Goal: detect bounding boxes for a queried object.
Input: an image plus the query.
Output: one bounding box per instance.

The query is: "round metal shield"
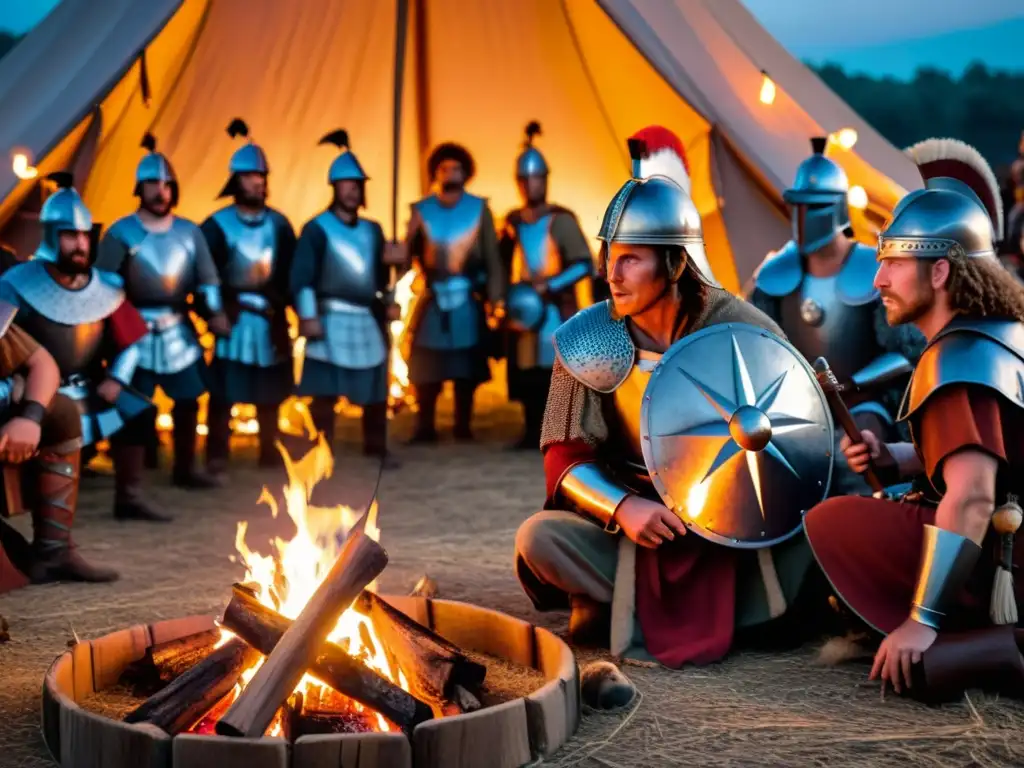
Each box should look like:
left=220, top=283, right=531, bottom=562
left=640, top=323, right=834, bottom=549
left=505, top=282, right=545, bottom=332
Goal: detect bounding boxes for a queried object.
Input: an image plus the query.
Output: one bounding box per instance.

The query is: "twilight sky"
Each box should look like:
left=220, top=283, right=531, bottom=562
left=3, top=0, right=1023, bottom=78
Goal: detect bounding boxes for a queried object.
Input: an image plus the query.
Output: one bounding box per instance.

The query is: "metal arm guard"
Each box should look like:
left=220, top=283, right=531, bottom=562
left=910, top=524, right=982, bottom=629
left=546, top=261, right=591, bottom=294
left=558, top=462, right=628, bottom=532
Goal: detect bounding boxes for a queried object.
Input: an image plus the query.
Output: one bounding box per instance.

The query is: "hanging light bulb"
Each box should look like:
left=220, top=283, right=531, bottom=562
left=759, top=70, right=776, bottom=105
left=834, top=128, right=858, bottom=150
left=848, top=185, right=868, bottom=210
left=11, top=151, right=38, bottom=180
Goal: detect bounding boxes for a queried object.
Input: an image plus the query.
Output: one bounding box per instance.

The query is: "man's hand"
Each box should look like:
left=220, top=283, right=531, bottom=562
left=207, top=313, right=232, bottom=338
left=96, top=378, right=123, bottom=405
left=300, top=318, right=325, bottom=340
left=614, top=496, right=688, bottom=549
left=0, top=417, right=42, bottom=464
left=840, top=429, right=881, bottom=474
left=870, top=617, right=937, bottom=694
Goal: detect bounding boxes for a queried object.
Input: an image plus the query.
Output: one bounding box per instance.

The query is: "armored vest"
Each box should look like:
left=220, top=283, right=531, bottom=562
left=414, top=193, right=485, bottom=280
left=0, top=261, right=122, bottom=377
left=106, top=215, right=202, bottom=307
left=900, top=318, right=1024, bottom=469
left=211, top=206, right=279, bottom=292
left=313, top=212, right=381, bottom=306
left=754, top=241, right=880, bottom=383
left=510, top=214, right=560, bottom=282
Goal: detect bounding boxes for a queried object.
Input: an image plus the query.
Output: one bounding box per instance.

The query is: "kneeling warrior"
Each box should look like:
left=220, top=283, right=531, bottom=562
left=403, top=142, right=504, bottom=442
left=514, top=132, right=834, bottom=664
left=202, top=119, right=296, bottom=475
left=805, top=139, right=1024, bottom=701
left=0, top=302, right=119, bottom=584
left=95, top=134, right=231, bottom=489
left=0, top=175, right=160, bottom=523
left=501, top=122, right=592, bottom=450
left=748, top=138, right=924, bottom=491
left=291, top=130, right=396, bottom=464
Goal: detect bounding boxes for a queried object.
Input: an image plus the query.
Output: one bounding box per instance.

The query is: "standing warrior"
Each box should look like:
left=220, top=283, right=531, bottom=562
left=0, top=174, right=161, bottom=523
left=515, top=130, right=835, bottom=665
left=201, top=119, right=296, bottom=476
left=500, top=122, right=592, bottom=450
left=95, top=133, right=231, bottom=489
left=291, top=130, right=396, bottom=465
left=403, top=142, right=504, bottom=443
left=748, top=138, right=923, bottom=481
left=805, top=139, right=1024, bottom=700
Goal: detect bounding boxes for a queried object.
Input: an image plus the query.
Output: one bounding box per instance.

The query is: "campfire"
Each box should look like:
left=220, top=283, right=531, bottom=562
left=118, top=436, right=485, bottom=740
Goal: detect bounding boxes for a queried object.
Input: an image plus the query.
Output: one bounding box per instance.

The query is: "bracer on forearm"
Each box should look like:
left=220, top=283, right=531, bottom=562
left=557, top=462, right=627, bottom=533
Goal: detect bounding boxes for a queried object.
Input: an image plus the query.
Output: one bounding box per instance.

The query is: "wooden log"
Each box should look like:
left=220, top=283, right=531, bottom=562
left=222, top=583, right=432, bottom=730
left=294, top=732, right=413, bottom=768
left=123, top=637, right=260, bottom=735
left=216, top=529, right=388, bottom=738
left=123, top=629, right=222, bottom=694
left=356, top=592, right=486, bottom=707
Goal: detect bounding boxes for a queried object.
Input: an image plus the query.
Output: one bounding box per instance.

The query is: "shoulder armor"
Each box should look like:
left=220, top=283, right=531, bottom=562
left=3, top=262, right=124, bottom=325
left=105, top=214, right=145, bottom=246
left=835, top=242, right=880, bottom=306
left=753, top=241, right=802, bottom=297
left=899, top=318, right=1024, bottom=421
left=0, top=300, right=16, bottom=338
left=210, top=205, right=236, bottom=229
left=170, top=216, right=201, bottom=244
left=552, top=301, right=634, bottom=393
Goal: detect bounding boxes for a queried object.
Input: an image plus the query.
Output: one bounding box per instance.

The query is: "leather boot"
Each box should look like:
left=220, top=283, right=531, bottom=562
left=408, top=383, right=439, bottom=444
left=28, top=450, right=119, bottom=583
left=257, top=404, right=281, bottom=467
left=205, top=396, right=232, bottom=477
left=171, top=402, right=221, bottom=489
left=453, top=380, right=476, bottom=442
left=310, top=397, right=337, bottom=447
left=362, top=402, right=400, bottom=469
left=112, top=442, right=173, bottom=522
left=912, top=626, right=1024, bottom=704
left=568, top=594, right=611, bottom=649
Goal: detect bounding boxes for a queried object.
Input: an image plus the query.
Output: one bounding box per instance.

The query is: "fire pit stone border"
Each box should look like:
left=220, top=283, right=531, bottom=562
left=42, top=595, right=580, bottom=768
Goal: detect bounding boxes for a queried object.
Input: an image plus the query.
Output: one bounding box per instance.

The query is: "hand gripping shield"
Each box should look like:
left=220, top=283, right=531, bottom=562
left=640, top=323, right=835, bottom=548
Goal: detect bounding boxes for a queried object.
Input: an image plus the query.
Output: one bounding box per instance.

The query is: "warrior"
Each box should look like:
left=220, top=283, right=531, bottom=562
left=95, top=133, right=231, bottom=489
left=291, top=130, right=397, bottom=464
left=0, top=301, right=120, bottom=584
left=514, top=130, right=835, bottom=665
left=403, top=142, right=504, bottom=443
left=201, top=119, right=296, bottom=476
left=500, top=122, right=593, bottom=450
left=804, top=139, right=1024, bottom=701
left=0, top=174, right=162, bottom=523
left=748, top=138, right=923, bottom=492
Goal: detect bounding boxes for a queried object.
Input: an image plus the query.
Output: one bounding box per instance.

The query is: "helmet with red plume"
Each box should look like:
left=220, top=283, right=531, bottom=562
left=627, top=125, right=691, bottom=196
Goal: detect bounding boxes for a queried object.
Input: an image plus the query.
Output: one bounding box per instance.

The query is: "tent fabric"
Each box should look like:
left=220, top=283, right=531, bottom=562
left=0, top=0, right=187, bottom=221
left=0, top=0, right=923, bottom=292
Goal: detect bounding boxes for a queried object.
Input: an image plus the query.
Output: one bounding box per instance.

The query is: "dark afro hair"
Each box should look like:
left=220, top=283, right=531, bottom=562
left=427, top=142, right=475, bottom=182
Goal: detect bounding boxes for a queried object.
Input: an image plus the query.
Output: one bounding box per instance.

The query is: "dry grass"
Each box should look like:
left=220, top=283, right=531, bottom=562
left=2, top=384, right=1024, bottom=767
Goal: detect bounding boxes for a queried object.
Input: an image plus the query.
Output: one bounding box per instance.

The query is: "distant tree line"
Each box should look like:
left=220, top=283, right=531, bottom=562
left=811, top=62, right=1024, bottom=175
left=0, top=31, right=1019, bottom=173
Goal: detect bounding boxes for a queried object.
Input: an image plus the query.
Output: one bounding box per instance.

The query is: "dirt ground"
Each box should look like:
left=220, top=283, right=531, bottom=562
left=2, top=385, right=1024, bottom=767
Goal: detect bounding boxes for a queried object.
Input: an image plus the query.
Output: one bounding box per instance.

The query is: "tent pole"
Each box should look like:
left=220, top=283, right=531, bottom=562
left=390, top=0, right=410, bottom=242
left=413, top=0, right=430, bottom=197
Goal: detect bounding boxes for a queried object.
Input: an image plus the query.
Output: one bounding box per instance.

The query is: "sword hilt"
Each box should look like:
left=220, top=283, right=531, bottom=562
left=813, top=357, right=886, bottom=495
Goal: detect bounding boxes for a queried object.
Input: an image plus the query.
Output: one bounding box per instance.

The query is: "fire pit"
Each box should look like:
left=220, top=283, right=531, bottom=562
left=40, top=439, right=579, bottom=767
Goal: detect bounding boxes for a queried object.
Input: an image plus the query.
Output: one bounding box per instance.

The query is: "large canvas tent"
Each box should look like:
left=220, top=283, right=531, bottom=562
left=0, top=0, right=923, bottom=293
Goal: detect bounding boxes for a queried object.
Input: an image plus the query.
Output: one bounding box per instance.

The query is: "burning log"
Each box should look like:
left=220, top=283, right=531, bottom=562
left=221, top=583, right=433, bottom=730
left=123, top=629, right=221, bottom=694
left=216, top=529, right=389, bottom=738
left=123, top=637, right=260, bottom=735
left=356, top=591, right=486, bottom=710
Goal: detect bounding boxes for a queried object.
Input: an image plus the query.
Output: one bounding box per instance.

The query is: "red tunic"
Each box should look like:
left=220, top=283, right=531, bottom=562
left=108, top=299, right=148, bottom=352
left=545, top=441, right=737, bottom=665
left=804, top=384, right=1024, bottom=633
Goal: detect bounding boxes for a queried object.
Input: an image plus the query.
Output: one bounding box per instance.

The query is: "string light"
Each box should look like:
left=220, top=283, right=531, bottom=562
left=848, top=185, right=868, bottom=210
left=833, top=128, right=858, bottom=150
left=11, top=151, right=38, bottom=179
left=759, top=70, right=776, bottom=106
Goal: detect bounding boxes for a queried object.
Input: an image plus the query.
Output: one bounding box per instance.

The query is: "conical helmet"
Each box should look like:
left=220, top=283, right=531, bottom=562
left=36, top=172, right=93, bottom=263
left=784, top=137, right=850, bottom=255
left=135, top=132, right=177, bottom=185
left=597, top=132, right=718, bottom=287
left=320, top=129, right=368, bottom=183
left=879, top=138, right=1002, bottom=262
left=218, top=118, right=270, bottom=198
left=515, top=121, right=548, bottom=178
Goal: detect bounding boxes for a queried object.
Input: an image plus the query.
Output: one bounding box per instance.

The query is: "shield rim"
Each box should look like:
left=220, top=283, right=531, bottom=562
left=505, top=282, right=546, bottom=332
left=639, top=322, right=834, bottom=550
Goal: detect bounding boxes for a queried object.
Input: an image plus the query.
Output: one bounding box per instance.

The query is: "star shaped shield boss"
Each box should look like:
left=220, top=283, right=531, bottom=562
left=640, top=324, right=834, bottom=548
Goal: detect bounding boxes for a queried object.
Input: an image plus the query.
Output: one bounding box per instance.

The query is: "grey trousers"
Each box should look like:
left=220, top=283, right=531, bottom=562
left=514, top=510, right=619, bottom=610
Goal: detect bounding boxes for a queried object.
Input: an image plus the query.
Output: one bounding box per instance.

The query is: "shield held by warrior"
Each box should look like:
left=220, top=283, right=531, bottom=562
left=640, top=323, right=835, bottom=549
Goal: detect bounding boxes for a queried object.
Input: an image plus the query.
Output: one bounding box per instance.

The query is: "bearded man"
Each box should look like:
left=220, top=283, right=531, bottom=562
left=515, top=129, right=835, bottom=666
left=805, top=139, right=1024, bottom=702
